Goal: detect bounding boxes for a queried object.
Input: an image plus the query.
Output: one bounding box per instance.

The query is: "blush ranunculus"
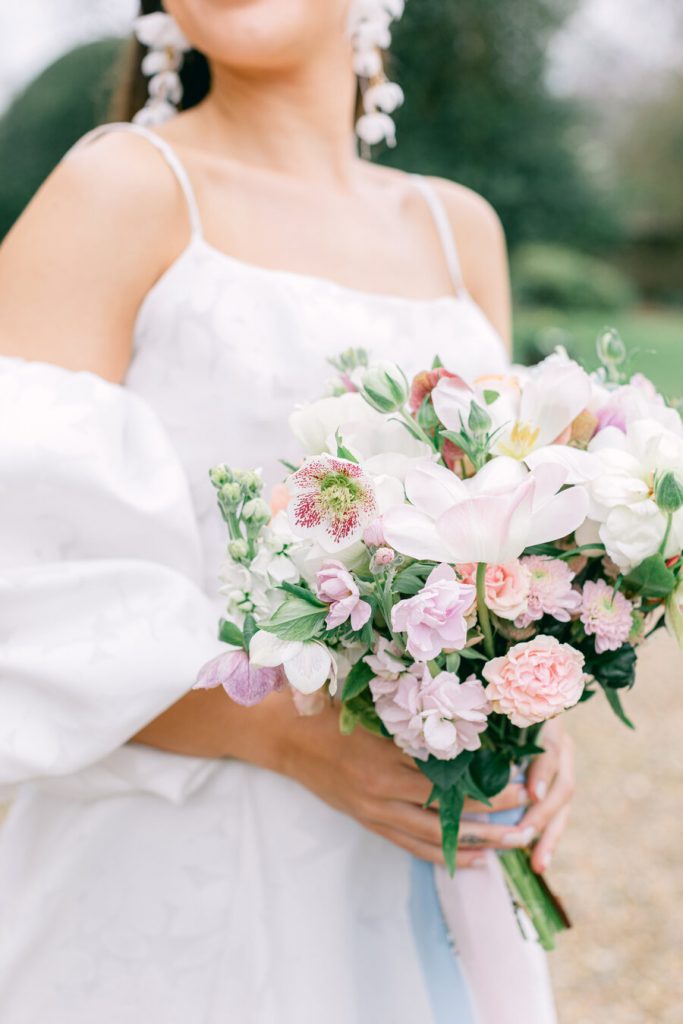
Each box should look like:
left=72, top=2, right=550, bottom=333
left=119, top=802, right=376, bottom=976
left=482, top=635, right=585, bottom=727
left=316, top=560, right=372, bottom=631
left=391, top=563, right=476, bottom=661
left=456, top=560, right=531, bottom=622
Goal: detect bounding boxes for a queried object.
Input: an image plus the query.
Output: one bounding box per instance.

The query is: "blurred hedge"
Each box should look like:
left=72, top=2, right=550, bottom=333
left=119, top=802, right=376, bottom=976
left=512, top=243, right=637, bottom=311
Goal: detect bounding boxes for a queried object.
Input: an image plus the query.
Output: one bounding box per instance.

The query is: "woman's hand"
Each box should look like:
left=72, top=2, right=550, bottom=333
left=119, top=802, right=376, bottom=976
left=280, top=696, right=536, bottom=869
left=518, top=719, right=575, bottom=873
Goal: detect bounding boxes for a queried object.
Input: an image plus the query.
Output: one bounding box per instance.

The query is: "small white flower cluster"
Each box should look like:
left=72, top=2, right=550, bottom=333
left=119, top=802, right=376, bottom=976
left=220, top=511, right=301, bottom=625
left=348, top=0, right=406, bottom=148
left=133, top=12, right=191, bottom=126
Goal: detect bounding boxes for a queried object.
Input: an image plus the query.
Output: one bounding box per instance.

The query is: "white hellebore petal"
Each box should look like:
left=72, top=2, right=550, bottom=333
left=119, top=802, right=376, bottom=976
left=383, top=456, right=588, bottom=564
left=249, top=631, right=336, bottom=695
left=289, top=392, right=383, bottom=456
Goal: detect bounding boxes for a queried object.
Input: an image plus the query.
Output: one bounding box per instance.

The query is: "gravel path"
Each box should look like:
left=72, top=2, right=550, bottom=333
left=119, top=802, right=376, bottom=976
left=549, top=631, right=683, bottom=1023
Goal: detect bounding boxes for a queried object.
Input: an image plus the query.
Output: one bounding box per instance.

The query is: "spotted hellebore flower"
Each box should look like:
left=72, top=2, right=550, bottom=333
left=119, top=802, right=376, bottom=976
left=287, top=454, right=377, bottom=552
left=194, top=649, right=285, bottom=707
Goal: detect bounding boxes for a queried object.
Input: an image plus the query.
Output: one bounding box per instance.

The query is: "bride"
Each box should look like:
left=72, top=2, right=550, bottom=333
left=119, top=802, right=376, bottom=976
left=0, top=2, right=575, bottom=1021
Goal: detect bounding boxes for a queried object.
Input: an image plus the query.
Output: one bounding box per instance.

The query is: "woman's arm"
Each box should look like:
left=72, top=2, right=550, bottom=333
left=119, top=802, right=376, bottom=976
left=0, top=132, right=189, bottom=379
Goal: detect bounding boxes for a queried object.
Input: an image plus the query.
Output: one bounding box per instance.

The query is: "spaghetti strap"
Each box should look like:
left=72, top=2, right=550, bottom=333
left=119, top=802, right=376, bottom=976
left=411, top=174, right=464, bottom=295
left=67, top=122, right=203, bottom=239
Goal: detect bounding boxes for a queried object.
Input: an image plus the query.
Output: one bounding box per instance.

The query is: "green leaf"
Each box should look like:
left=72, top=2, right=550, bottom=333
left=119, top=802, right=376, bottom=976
left=419, top=750, right=474, bottom=790
left=438, top=784, right=466, bottom=877
left=242, top=614, right=258, bottom=651
left=335, top=430, right=359, bottom=464
left=601, top=684, right=635, bottom=729
left=470, top=748, right=511, bottom=797
left=218, top=619, right=245, bottom=648
left=587, top=643, right=637, bottom=690
left=432, top=354, right=443, bottom=369
left=483, top=389, right=500, bottom=405
left=339, top=704, right=358, bottom=735
left=342, top=689, right=386, bottom=737
left=458, top=646, right=487, bottom=661
left=578, top=687, right=597, bottom=703
left=461, top=768, right=493, bottom=807
left=262, top=596, right=327, bottom=641
left=279, top=458, right=298, bottom=473
left=393, top=561, right=435, bottom=596
left=623, top=553, right=677, bottom=599
left=279, top=581, right=327, bottom=608
left=341, top=658, right=374, bottom=701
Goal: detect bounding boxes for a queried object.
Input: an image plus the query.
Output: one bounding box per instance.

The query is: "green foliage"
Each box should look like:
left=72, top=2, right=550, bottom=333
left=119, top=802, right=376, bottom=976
left=470, top=748, right=511, bottom=797
left=341, top=658, right=373, bottom=701
left=393, top=561, right=435, bottom=596
left=0, top=39, right=124, bottom=238
left=339, top=689, right=385, bottom=737
left=623, top=554, right=677, bottom=599
left=218, top=619, right=245, bottom=648
left=600, top=685, right=635, bottom=730
left=262, top=596, right=327, bottom=641
left=512, top=243, right=637, bottom=311
left=585, top=643, right=637, bottom=691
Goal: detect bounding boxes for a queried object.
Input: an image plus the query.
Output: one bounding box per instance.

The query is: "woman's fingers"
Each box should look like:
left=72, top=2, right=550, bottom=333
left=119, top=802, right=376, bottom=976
left=530, top=804, right=570, bottom=873
left=526, top=722, right=562, bottom=802
left=463, top=782, right=529, bottom=814
left=368, top=820, right=488, bottom=869
left=517, top=734, right=575, bottom=839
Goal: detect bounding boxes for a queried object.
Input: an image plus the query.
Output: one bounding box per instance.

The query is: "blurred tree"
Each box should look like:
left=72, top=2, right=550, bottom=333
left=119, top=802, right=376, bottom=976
left=385, top=0, right=619, bottom=249
left=0, top=38, right=121, bottom=239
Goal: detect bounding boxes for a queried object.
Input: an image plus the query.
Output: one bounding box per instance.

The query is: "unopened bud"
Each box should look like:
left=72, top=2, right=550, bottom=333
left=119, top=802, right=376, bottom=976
left=360, top=361, right=409, bottom=413
left=654, top=471, right=683, bottom=514
left=220, top=482, right=242, bottom=506
left=242, top=498, right=271, bottom=525
left=596, top=328, right=626, bottom=372
left=228, top=538, right=249, bottom=560
left=371, top=546, right=395, bottom=573
left=467, top=400, right=491, bottom=437
left=233, top=469, right=263, bottom=496
left=209, top=464, right=232, bottom=487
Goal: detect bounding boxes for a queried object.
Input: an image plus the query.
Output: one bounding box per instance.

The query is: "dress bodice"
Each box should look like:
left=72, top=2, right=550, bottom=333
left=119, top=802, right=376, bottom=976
left=81, top=125, right=509, bottom=594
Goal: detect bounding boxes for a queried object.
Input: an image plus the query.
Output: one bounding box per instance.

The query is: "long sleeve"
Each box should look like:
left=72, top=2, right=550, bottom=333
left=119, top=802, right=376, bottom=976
left=0, top=358, right=222, bottom=792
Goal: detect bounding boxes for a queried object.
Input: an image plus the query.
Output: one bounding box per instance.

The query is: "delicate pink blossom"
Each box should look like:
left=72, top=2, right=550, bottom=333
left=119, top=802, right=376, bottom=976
left=371, top=665, right=490, bottom=761
left=363, top=517, right=386, bottom=547
left=515, top=555, right=582, bottom=628
left=194, top=649, right=285, bottom=707
left=580, top=579, right=634, bottom=653
left=391, top=563, right=476, bottom=661
left=456, top=560, right=531, bottom=622
left=482, top=635, right=585, bottom=727
left=364, top=637, right=406, bottom=694
left=316, top=560, right=372, bottom=631
left=374, top=546, right=395, bottom=565
left=408, top=367, right=467, bottom=414
left=287, top=454, right=377, bottom=551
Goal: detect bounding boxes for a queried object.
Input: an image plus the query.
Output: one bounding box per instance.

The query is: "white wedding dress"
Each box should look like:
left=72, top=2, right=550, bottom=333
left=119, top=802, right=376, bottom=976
left=0, top=124, right=556, bottom=1023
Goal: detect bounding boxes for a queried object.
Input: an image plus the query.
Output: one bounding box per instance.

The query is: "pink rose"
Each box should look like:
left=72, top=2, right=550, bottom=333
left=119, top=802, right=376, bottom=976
left=194, top=649, right=285, bottom=707
left=456, top=560, right=531, bottom=621
left=391, top=563, right=476, bottom=661
left=316, top=560, right=372, bottom=631
left=371, top=664, right=490, bottom=761
left=482, top=635, right=585, bottom=727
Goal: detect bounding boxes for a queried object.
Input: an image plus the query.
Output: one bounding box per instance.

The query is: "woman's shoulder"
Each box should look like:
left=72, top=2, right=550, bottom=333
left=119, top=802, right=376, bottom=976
left=425, top=175, right=506, bottom=247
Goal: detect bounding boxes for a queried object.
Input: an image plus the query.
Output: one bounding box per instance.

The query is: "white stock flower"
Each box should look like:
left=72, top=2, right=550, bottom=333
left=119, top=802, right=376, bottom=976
left=249, top=631, right=337, bottom=695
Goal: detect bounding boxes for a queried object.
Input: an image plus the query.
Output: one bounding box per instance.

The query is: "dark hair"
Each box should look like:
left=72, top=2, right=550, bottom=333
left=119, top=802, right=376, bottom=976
left=109, top=0, right=211, bottom=122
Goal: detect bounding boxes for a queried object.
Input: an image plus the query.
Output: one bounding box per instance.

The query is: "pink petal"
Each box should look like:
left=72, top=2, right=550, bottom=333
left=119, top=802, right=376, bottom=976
left=350, top=599, right=372, bottom=631
left=383, top=505, right=450, bottom=561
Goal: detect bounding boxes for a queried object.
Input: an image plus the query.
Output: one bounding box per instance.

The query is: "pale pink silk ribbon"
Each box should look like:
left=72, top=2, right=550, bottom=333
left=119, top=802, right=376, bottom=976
left=435, top=851, right=558, bottom=1024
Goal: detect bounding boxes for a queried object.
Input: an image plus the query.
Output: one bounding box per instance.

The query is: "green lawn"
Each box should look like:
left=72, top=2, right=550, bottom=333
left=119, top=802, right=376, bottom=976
left=513, top=306, right=683, bottom=399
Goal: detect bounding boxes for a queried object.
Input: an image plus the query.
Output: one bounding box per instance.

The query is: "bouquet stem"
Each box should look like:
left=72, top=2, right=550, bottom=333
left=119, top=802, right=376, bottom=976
left=498, top=848, right=571, bottom=952
left=476, top=563, right=495, bottom=659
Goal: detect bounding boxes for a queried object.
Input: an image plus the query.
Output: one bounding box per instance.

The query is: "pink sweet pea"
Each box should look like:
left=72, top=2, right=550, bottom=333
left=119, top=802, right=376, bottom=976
left=194, top=649, right=285, bottom=707
left=316, top=560, right=372, bottom=631
left=482, top=635, right=585, bottom=727
left=391, top=563, right=475, bottom=661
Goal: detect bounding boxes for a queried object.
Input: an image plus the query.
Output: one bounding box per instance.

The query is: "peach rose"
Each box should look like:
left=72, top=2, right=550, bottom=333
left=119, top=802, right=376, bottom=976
left=482, top=635, right=585, bottom=727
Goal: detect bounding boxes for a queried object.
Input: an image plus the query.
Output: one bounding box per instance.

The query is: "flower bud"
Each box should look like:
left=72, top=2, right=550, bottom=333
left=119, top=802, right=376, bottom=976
left=228, top=538, right=249, bottom=561
left=233, top=469, right=263, bottom=496
left=360, top=361, right=409, bottom=413
left=467, top=400, right=491, bottom=437
left=596, top=328, right=626, bottom=375
left=219, top=482, right=242, bottom=506
left=209, top=464, right=232, bottom=487
left=242, top=498, right=271, bottom=525
left=371, top=546, right=395, bottom=573
left=654, top=471, right=683, bottom=514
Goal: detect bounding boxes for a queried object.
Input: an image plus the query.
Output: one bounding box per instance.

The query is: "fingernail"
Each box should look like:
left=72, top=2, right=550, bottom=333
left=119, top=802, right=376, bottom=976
left=503, top=826, right=537, bottom=847
left=534, top=781, right=547, bottom=801
left=540, top=852, right=553, bottom=871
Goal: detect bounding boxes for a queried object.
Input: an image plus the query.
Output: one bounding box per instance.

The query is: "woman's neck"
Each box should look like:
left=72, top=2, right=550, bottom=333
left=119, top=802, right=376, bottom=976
left=197, top=42, right=359, bottom=188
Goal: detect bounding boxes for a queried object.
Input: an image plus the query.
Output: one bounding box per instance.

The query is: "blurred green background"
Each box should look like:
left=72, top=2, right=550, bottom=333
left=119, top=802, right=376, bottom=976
left=0, top=0, right=681, bottom=396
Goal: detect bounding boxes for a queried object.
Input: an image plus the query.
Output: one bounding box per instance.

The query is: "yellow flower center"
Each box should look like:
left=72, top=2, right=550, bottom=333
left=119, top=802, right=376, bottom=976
left=497, top=420, right=541, bottom=459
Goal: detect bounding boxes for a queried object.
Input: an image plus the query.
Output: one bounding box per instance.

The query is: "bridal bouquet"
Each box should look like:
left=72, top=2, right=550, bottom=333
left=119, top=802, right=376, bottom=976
left=197, top=333, right=683, bottom=950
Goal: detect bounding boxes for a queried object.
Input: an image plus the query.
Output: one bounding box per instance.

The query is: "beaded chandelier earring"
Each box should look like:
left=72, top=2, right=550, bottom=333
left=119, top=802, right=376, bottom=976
left=132, top=11, right=191, bottom=125
left=348, top=0, right=406, bottom=153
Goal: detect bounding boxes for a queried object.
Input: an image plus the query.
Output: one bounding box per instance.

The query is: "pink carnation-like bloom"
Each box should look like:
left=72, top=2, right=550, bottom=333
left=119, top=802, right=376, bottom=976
left=316, top=560, right=372, bottom=631
left=371, top=665, right=490, bottom=761
left=482, top=635, right=585, bottom=727
left=580, top=578, right=634, bottom=653
left=391, top=563, right=476, bottom=661
left=515, top=555, right=582, bottom=628
left=194, top=649, right=285, bottom=707
left=456, top=560, right=531, bottom=622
